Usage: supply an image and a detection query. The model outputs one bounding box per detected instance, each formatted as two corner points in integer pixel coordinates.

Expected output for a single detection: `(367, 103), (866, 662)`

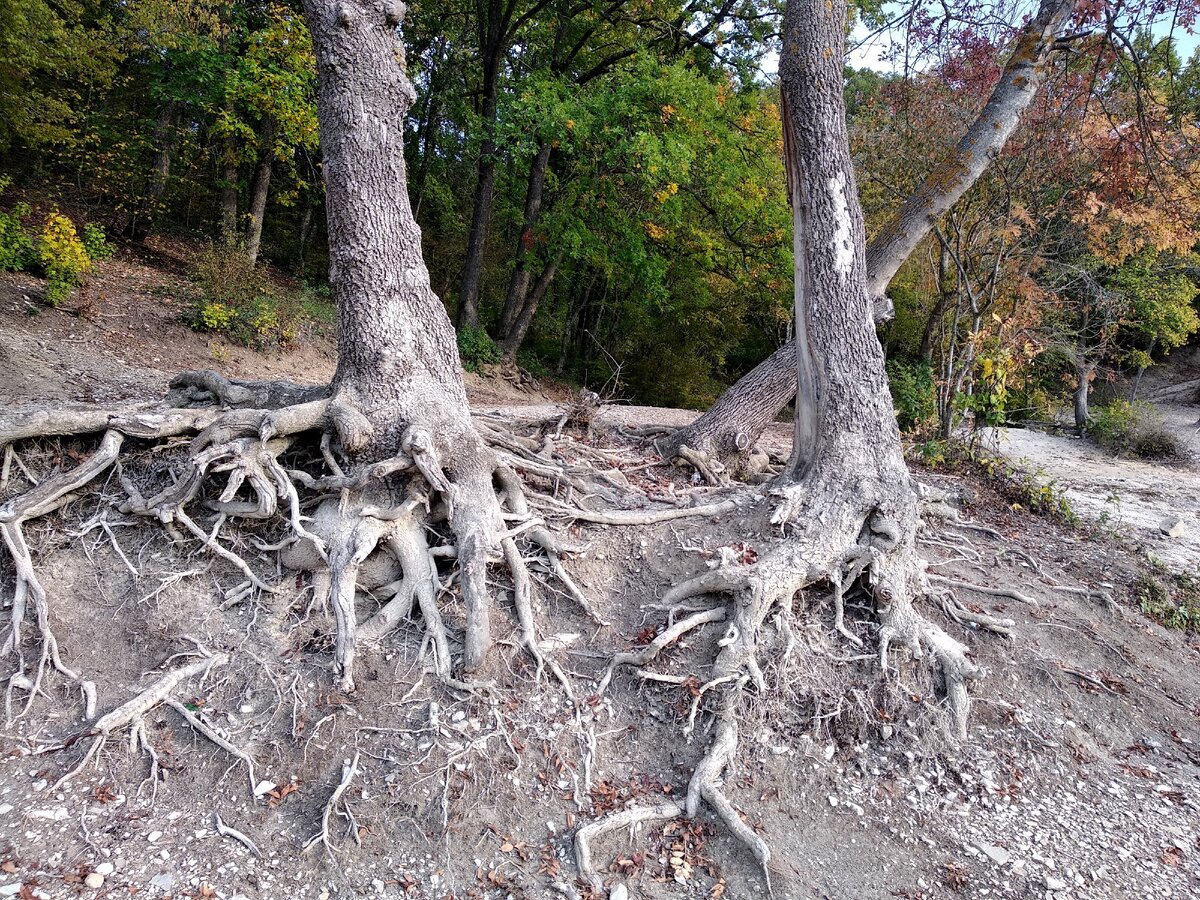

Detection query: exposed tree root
(583, 458), (993, 889)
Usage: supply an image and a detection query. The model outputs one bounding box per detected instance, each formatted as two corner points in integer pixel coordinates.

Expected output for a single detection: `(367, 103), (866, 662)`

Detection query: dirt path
(985, 405), (1200, 575)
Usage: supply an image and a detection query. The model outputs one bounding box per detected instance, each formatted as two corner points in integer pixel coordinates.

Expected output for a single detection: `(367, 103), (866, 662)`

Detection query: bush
(457, 325), (500, 373)
(1089, 400), (1183, 460)
(187, 243), (330, 348)
(38, 212), (91, 306)
(1134, 571), (1200, 633)
(81, 222), (114, 261)
(886, 357), (937, 433)
(0, 202), (34, 272)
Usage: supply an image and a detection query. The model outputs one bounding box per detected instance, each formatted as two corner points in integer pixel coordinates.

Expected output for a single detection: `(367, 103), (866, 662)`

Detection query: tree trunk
(219, 140), (239, 245)
(498, 140), (553, 339)
(1074, 357), (1092, 430)
(244, 116), (276, 264)
(128, 101), (176, 242)
(456, 0), (506, 330)
(303, 0), (502, 680)
(500, 253), (560, 363)
(663, 0), (1073, 472)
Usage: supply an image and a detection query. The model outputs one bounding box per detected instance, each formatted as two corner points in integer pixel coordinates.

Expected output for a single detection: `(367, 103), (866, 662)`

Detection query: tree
(659, 0), (1076, 477)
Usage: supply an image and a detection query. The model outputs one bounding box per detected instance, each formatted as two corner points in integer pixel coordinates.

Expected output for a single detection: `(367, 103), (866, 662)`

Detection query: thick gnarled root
(587, 471), (992, 887)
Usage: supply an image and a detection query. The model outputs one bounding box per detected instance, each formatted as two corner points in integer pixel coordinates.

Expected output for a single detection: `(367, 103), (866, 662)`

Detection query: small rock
(94, 863), (114, 877)
(254, 780), (277, 797)
(84, 873), (104, 889)
(1044, 875), (1068, 890)
(1159, 517), (1186, 538)
(828, 796), (839, 807)
(147, 831), (162, 843)
(0, 886), (23, 898)
(609, 886), (629, 900)
(149, 874), (175, 891)
(371, 879), (385, 894)
(979, 844), (1011, 866)
(880, 725), (894, 740)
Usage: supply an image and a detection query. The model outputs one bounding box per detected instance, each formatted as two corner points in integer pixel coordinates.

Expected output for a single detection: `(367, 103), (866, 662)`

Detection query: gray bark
(129, 101), (176, 241)
(303, 0), (499, 671)
(663, 0), (1074, 470)
(778, 0), (899, 481)
(245, 116), (276, 264)
(219, 140), (239, 244)
(455, 0), (506, 330)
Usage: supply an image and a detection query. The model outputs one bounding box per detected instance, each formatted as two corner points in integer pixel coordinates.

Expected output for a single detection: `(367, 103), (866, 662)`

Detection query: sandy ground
(1, 261), (1199, 900)
(983, 405), (1200, 575)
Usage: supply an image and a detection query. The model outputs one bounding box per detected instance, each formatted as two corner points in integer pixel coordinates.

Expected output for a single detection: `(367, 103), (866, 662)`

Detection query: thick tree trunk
(663, 0), (1073, 472)
(778, 0), (901, 483)
(303, 0), (501, 678)
(498, 140), (553, 339)
(244, 117), (276, 264)
(500, 253), (559, 363)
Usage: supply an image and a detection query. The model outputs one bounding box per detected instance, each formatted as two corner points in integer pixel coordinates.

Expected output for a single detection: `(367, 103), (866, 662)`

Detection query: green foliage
(1134, 571), (1200, 633)
(81, 222), (114, 260)
(1089, 399), (1184, 459)
(0, 201), (34, 271)
(960, 345), (1011, 428)
(457, 326), (501, 374)
(187, 242), (314, 347)
(886, 357), (937, 433)
(37, 211), (91, 306)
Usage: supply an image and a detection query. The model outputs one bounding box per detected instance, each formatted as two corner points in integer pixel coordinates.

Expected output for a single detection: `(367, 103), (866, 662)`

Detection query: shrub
(187, 243), (330, 348)
(457, 325), (500, 373)
(1134, 571), (1200, 633)
(38, 212), (91, 306)
(81, 222), (114, 261)
(1089, 400), (1183, 460)
(0, 202), (34, 272)
(886, 357), (937, 433)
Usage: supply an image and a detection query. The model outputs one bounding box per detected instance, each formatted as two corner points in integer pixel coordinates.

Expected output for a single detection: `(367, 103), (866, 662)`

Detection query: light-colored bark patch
(827, 171), (854, 282)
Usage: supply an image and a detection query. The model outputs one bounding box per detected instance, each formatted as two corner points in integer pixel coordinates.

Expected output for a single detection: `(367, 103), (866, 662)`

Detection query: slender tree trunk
(1074, 356), (1092, 430)
(456, 2), (506, 330)
(920, 244), (955, 360)
(128, 101), (176, 241)
(244, 117), (276, 264)
(663, 0), (1073, 472)
(500, 253), (560, 362)
(303, 0), (501, 677)
(498, 140), (553, 339)
(219, 140), (240, 244)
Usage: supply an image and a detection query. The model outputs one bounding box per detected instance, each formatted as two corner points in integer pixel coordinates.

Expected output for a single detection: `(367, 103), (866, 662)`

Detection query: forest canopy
(2, 0), (1199, 427)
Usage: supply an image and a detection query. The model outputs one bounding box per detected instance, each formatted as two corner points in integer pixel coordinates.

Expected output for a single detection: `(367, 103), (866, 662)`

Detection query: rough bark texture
(662, 0), (1075, 474)
(244, 116), (276, 264)
(304, 0), (501, 676)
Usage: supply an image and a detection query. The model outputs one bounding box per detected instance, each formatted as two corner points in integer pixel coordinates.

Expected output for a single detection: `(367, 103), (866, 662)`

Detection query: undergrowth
(1088, 400), (1183, 460)
(457, 325), (501, 373)
(911, 437), (1080, 526)
(0, 178), (110, 306)
(1133, 568), (1200, 633)
(186, 242), (335, 348)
